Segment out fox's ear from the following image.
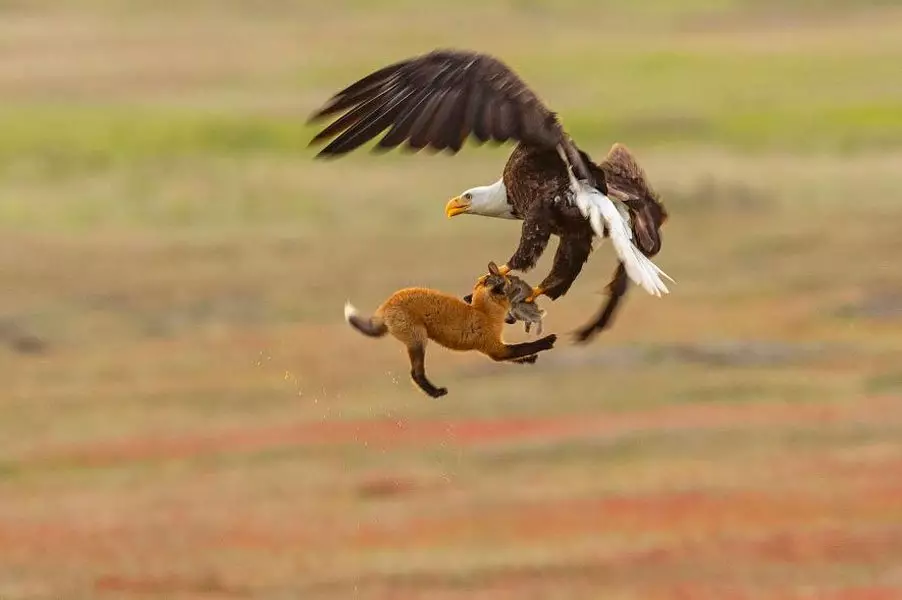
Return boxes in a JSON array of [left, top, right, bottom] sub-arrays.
[[487, 261, 499, 276]]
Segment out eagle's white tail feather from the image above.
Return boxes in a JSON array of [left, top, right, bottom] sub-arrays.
[[344, 300, 358, 323], [572, 181, 673, 297]]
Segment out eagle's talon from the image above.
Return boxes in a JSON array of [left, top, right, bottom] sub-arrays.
[[478, 263, 511, 286], [524, 286, 544, 303]]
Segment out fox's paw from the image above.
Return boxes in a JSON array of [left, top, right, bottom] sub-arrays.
[[429, 387, 449, 398], [538, 334, 558, 351], [512, 354, 538, 365]]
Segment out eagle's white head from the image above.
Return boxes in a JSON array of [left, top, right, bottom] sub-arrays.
[[445, 179, 516, 220]]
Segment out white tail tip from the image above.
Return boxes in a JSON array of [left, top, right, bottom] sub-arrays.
[[343, 300, 358, 323], [572, 182, 674, 297]]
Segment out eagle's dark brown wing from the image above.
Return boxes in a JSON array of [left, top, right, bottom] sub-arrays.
[[597, 143, 666, 254], [307, 49, 590, 176], [598, 143, 656, 203]]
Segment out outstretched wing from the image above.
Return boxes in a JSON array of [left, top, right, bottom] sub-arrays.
[[306, 49, 568, 159]]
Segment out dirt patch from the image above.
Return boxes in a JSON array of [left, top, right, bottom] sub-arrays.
[[304, 533, 902, 600], [350, 486, 902, 551], [0, 317, 46, 354], [95, 574, 250, 597], [836, 291, 902, 321]]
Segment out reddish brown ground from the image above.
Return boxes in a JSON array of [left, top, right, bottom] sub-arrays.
[[18, 395, 899, 468], [3, 394, 900, 599]]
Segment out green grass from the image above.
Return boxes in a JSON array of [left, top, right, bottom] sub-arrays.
[[3, 92, 900, 179], [3, 43, 901, 165], [0, 2, 898, 234]]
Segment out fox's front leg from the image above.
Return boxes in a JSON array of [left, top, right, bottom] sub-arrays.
[[486, 334, 557, 363], [511, 354, 539, 365], [406, 343, 447, 398]]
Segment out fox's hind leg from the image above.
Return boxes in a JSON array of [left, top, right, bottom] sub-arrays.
[[406, 343, 447, 398], [382, 312, 447, 398]]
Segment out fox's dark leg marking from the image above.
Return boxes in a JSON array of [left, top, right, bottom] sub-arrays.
[[491, 334, 557, 362], [407, 343, 447, 398], [511, 354, 538, 365]]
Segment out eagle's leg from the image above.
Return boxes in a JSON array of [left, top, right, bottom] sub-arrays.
[[464, 207, 552, 302], [535, 234, 593, 302], [501, 206, 553, 276], [524, 286, 545, 303]]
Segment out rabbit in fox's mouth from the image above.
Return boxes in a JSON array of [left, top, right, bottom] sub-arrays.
[[464, 272, 547, 335], [503, 274, 546, 336]]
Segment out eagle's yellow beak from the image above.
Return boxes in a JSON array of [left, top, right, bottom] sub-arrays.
[[445, 196, 471, 218]]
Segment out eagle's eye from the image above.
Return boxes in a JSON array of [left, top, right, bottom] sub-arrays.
[[464, 193, 472, 200]]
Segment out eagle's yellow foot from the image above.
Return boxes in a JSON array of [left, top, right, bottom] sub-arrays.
[[525, 287, 545, 303], [478, 263, 511, 285]]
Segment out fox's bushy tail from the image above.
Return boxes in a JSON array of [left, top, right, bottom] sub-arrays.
[[344, 301, 388, 338]]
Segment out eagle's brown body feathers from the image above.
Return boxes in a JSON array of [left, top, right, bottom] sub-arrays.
[[502, 143, 596, 300]]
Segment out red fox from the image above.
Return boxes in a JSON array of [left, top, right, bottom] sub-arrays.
[[344, 262, 558, 398]]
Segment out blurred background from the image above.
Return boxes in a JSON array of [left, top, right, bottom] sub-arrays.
[[2, 1, 902, 598]]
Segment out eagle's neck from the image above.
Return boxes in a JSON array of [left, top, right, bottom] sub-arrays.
[[478, 179, 516, 220]]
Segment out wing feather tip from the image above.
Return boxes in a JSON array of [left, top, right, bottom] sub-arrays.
[[306, 48, 560, 159], [313, 147, 346, 159]]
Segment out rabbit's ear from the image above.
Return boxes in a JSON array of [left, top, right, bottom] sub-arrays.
[[487, 261, 500, 276]]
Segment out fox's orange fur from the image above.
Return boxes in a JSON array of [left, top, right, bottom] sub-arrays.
[[344, 262, 557, 398]]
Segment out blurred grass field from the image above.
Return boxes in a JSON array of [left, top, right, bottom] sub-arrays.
[[2, 1, 902, 598]]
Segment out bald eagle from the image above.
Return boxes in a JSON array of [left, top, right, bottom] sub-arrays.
[[307, 49, 672, 342]]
